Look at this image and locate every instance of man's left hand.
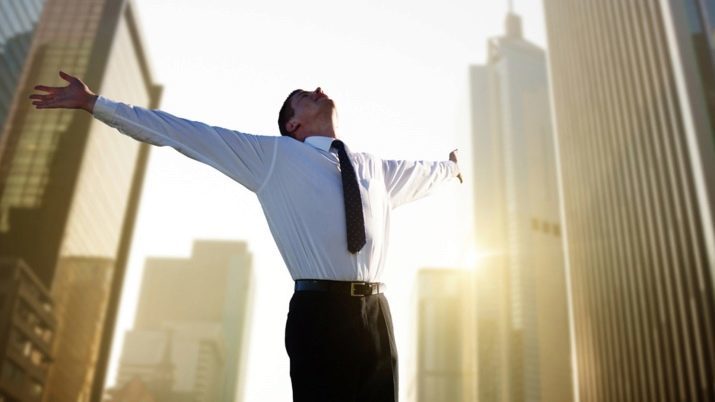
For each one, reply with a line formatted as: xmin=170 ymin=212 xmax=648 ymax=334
xmin=449 ymin=149 xmax=463 ymax=184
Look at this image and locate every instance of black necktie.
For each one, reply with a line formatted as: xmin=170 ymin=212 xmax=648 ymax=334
xmin=332 ymin=140 xmax=366 ymax=253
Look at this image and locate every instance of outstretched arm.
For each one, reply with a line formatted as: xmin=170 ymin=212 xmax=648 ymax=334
xmin=29 ymin=71 xmax=277 ymax=192
xmin=382 ymin=149 xmax=462 ymax=208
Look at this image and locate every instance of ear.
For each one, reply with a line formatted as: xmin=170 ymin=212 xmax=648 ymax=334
xmin=286 ymin=118 xmax=300 ymax=135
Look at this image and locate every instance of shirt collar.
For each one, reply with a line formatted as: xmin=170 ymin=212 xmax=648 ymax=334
xmin=304 ymin=136 xmax=336 ymax=152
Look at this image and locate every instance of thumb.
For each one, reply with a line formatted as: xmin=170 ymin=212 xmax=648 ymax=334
xmin=59 ymin=71 xmax=76 ymax=83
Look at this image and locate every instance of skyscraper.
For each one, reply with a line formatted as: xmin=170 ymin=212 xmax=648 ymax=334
xmin=0 ymin=0 xmax=161 ymax=400
xmin=542 ymin=0 xmax=715 ymax=401
xmin=114 ymin=240 xmax=253 ymax=402
xmin=470 ymin=9 xmax=572 ymax=402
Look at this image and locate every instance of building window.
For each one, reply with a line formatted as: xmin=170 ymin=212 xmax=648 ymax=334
xmin=29 ymin=380 xmax=42 ymax=397
xmin=42 ymin=328 xmax=52 ymax=343
xmin=30 ymin=349 xmax=44 ymax=366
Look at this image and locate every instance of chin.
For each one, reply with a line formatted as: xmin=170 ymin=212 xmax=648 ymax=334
xmin=320 ymin=99 xmax=336 ymax=112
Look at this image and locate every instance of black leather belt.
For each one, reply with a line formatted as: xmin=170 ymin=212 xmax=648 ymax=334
xmin=294 ymin=279 xmax=385 ymax=297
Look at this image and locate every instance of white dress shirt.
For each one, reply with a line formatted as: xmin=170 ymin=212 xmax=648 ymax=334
xmin=93 ymin=96 xmax=460 ymax=282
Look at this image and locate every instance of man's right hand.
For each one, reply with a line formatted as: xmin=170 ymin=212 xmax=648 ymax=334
xmin=29 ymin=71 xmax=98 ymax=113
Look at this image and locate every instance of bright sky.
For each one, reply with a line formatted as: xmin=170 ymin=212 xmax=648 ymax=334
xmin=106 ymin=0 xmax=547 ymax=401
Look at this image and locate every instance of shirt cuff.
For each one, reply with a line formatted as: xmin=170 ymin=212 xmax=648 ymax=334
xmin=92 ymin=95 xmax=120 ymax=124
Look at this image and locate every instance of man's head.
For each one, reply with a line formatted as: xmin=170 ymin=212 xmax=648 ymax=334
xmin=278 ymin=87 xmax=336 ymax=141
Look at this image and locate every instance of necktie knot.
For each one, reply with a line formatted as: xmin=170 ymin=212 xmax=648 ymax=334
xmin=331 ymin=139 xmax=345 ymax=152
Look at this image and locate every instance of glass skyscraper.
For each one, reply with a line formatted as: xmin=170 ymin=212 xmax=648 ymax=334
xmin=542 ymin=0 xmax=715 ymax=401
xmin=0 ymin=0 xmax=161 ymax=401
xmin=470 ymin=10 xmax=572 ymax=402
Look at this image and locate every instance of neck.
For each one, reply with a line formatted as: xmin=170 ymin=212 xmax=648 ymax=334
xmin=297 ymin=111 xmax=338 ymax=141
xmin=311 ymin=120 xmax=337 ymax=139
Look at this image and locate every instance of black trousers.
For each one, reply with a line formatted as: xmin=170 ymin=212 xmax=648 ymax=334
xmin=285 ymin=290 xmax=398 ymax=402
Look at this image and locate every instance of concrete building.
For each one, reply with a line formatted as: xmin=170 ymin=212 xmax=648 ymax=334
xmin=0 ymin=258 xmax=55 ymax=402
xmin=105 ymin=376 xmax=157 ymax=402
xmin=542 ymin=0 xmax=715 ymax=401
xmin=0 ymin=0 xmax=162 ymax=400
xmin=116 ymin=324 xmax=225 ymax=402
xmin=114 ymin=240 xmax=253 ymax=402
xmin=470 ymin=8 xmax=572 ymax=402
xmin=411 ymin=268 xmax=476 ymax=402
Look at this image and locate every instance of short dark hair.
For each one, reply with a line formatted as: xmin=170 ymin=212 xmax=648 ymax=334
xmin=278 ymin=89 xmax=302 ymax=137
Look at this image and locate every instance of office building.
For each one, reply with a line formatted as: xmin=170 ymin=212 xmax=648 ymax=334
xmin=542 ymin=1 xmax=715 ymax=401
xmin=470 ymin=9 xmax=572 ymax=402
xmin=0 ymin=258 xmax=55 ymax=402
xmin=116 ymin=324 xmax=224 ymax=402
xmin=105 ymin=376 xmax=157 ymax=402
xmin=114 ymin=240 xmax=253 ymax=402
xmin=0 ymin=0 xmax=162 ymax=400
xmin=412 ymin=268 xmax=476 ymax=402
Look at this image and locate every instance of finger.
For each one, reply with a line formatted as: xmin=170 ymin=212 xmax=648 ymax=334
xmin=59 ymin=70 xmax=76 ymax=83
xmin=33 ymin=98 xmax=64 ymax=109
xmin=29 ymin=94 xmax=53 ymax=100
xmin=35 ymin=102 xmax=63 ymax=109
xmin=33 ymin=85 xmax=61 ymax=93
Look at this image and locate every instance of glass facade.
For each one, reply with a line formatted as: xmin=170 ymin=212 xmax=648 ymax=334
xmin=0 ymin=0 xmax=159 ymax=284
xmin=470 ymin=13 xmax=572 ymax=402
xmin=684 ymin=0 xmax=715 ymax=141
xmin=0 ymin=0 xmax=100 ymax=232
xmin=542 ymin=0 xmax=715 ymax=401
xmin=60 ymin=11 xmax=150 ymax=258
xmin=0 ymin=0 xmax=161 ymax=401
xmin=0 ymin=0 xmax=45 ymax=137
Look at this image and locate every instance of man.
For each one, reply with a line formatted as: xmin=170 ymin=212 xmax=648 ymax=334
xmin=30 ymin=71 xmax=462 ymax=402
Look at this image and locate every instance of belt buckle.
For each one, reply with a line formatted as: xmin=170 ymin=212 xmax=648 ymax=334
xmin=350 ymin=282 xmax=372 ymax=297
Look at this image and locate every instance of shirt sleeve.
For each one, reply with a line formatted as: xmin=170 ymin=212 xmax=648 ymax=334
xmin=382 ymin=159 xmax=460 ymax=208
xmin=92 ymin=96 xmax=276 ymax=192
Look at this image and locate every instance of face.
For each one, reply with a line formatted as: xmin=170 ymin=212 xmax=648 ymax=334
xmin=287 ymin=87 xmax=335 ymax=135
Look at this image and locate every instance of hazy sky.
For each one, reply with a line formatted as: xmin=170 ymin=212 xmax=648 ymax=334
xmin=106 ymin=0 xmax=547 ymax=400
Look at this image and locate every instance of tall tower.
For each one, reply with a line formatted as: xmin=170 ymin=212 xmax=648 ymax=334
xmin=542 ymin=0 xmax=715 ymax=401
xmin=0 ymin=0 xmax=162 ymax=401
xmin=470 ymin=7 xmax=573 ymax=402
